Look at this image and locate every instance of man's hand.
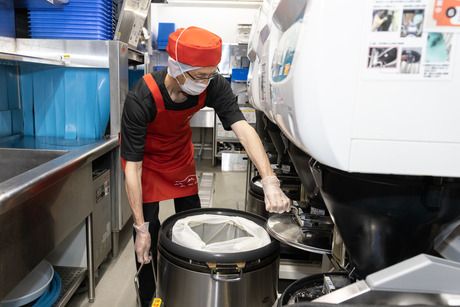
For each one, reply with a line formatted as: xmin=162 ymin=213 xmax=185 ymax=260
xmin=231 ymin=121 xmax=292 ymax=213
xmin=133 ymin=222 xmax=152 ymax=264
xmin=261 ymin=176 xmax=291 ymax=213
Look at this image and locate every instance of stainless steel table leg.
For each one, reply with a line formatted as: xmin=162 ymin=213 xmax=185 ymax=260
xmin=112 ymin=230 xmax=120 ymax=258
xmin=198 ymin=128 xmax=204 ymax=160
xmin=244 ymin=159 xmax=253 ymax=211
xmin=86 ymin=214 xmax=96 ymax=303
xmin=212 ymin=113 xmax=217 ymax=166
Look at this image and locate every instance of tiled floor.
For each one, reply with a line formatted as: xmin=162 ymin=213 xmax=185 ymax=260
xmin=68 ymin=161 xmax=248 ymax=307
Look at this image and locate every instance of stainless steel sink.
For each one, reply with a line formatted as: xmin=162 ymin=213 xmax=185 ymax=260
xmin=0 ymin=148 xmax=68 ymax=183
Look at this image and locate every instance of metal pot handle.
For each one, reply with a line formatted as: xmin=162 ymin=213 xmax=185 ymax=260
xmin=207 ymin=262 xmax=245 ymax=283
xmin=134 ymin=253 xmax=156 ymax=307
xmin=210 ymin=270 xmax=243 ymax=282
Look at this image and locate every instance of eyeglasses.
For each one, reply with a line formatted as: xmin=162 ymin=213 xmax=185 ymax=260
xmin=186 ymin=68 xmax=220 ymax=81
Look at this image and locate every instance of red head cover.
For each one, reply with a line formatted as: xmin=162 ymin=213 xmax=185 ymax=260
xmin=166 ymin=26 xmax=222 ymax=67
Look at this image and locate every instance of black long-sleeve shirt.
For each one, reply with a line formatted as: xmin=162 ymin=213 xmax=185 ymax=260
xmin=121 ymin=70 xmax=245 ymax=161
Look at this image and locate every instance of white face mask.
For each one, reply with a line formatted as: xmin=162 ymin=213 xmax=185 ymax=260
xmin=174 ymin=27 xmax=210 ymax=96
xmin=179 ymin=77 xmax=209 ymax=96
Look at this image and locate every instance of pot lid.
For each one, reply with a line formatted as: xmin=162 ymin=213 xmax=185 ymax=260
xmin=266 ymin=209 xmax=333 ymax=254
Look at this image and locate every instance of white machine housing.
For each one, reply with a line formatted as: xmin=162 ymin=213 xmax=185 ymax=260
xmin=247 ymin=0 xmax=279 ymax=122
xmin=314 ymin=254 xmax=460 ymax=305
xmin=266 ymin=0 xmax=460 ymax=177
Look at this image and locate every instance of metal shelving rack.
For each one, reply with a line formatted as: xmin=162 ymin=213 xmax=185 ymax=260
xmin=212 ymin=102 xmax=256 ymax=165
xmin=211 ymin=41 xmax=253 ymax=166
xmin=53 ymin=267 xmax=87 ymax=307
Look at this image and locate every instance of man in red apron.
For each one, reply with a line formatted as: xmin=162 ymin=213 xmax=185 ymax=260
xmin=121 ymin=26 xmax=290 ymax=306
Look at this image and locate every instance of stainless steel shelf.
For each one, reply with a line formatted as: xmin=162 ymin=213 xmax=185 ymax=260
xmin=53 ymin=266 xmax=87 ymax=307
xmin=0 ymin=38 xmax=146 ymax=68
xmin=128 ymin=47 xmax=144 ymax=64
xmin=0 ymin=37 xmax=64 ymax=65
xmin=215 ymin=150 xmax=246 ymax=158
xmin=0 ymin=52 xmax=66 ymax=66
xmin=198 ymin=172 xmax=215 ymax=208
xmin=216 ymin=138 xmax=240 ymax=143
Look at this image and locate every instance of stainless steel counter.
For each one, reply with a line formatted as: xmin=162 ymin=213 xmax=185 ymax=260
xmin=190 ymin=107 xmax=215 ymax=128
xmin=0 ymin=37 xmax=141 ymax=300
xmin=0 ymin=136 xmax=118 ymax=210
xmin=0 ymin=136 xmax=118 ymax=299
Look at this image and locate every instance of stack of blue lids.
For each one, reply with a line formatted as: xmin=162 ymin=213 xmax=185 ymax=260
xmin=28 ymin=0 xmax=115 ymax=40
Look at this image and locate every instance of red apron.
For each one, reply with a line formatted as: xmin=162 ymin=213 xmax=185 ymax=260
xmin=124 ymin=74 xmax=206 ymax=203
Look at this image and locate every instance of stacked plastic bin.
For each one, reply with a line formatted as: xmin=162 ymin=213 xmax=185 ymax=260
xmin=28 ymin=0 xmax=116 ymax=40
xmin=157 ymin=23 xmax=175 ymax=50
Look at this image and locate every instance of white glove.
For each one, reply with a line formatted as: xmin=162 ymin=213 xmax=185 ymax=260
xmin=261 ymin=176 xmax=291 ymax=213
xmin=133 ymin=222 xmax=152 ymax=264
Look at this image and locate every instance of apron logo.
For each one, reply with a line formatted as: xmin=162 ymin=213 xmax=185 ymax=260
xmin=174 ymin=175 xmax=198 ymax=188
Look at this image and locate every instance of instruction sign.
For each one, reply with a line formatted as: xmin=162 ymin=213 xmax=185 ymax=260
xmin=366 ymin=0 xmax=457 ymax=80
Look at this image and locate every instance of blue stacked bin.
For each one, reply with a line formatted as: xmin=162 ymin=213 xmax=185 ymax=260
xmin=157 ymin=23 xmax=175 ymax=50
xmin=231 ymin=68 xmax=249 ymax=82
xmin=28 ymin=0 xmax=116 ymax=40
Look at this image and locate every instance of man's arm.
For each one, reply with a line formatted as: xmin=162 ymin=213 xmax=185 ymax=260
xmin=120 ymin=83 xmax=156 ymax=264
xmin=124 ymin=161 xmax=144 ymax=226
xmin=232 ymin=120 xmax=291 ymax=213
xmin=207 ymin=75 xmax=290 ymax=212
xmin=124 ymin=161 xmax=151 ymax=264
xmin=231 ymin=120 xmax=274 ymax=178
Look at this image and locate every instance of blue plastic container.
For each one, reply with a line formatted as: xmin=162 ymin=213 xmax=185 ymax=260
xmin=28 ymin=0 xmax=115 ymax=40
xmin=32 ymin=271 xmax=62 ymax=307
xmin=30 ymin=20 xmax=112 ymax=27
xmin=30 ymin=32 xmax=113 ymax=38
xmin=231 ymin=68 xmax=249 ymax=82
xmin=29 ymin=9 xmax=112 ymax=15
xmin=19 ymin=65 xmax=111 ymax=139
xmin=153 ymin=66 xmax=167 ymax=71
xmin=0 ymin=0 xmax=15 ymax=37
xmin=29 ymin=18 xmax=113 ymax=27
xmin=31 ymin=7 xmax=112 ymax=15
xmin=29 ymin=14 xmax=112 ymax=21
xmin=30 ymin=32 xmax=112 ymax=40
xmin=31 ymin=24 xmax=112 ymax=32
xmin=31 ymin=33 xmax=112 ymax=39
xmin=129 ymin=69 xmax=145 ymax=90
xmin=30 ymin=9 xmax=112 ymax=18
xmin=68 ymin=0 xmax=112 ymax=4
xmin=30 ymin=25 xmax=112 ymax=32
xmin=15 ymin=0 xmax=69 ymax=9
xmin=157 ymin=23 xmax=175 ymax=50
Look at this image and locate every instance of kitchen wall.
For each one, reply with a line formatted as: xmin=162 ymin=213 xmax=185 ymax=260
xmin=150 ymin=2 xmax=259 ymax=44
